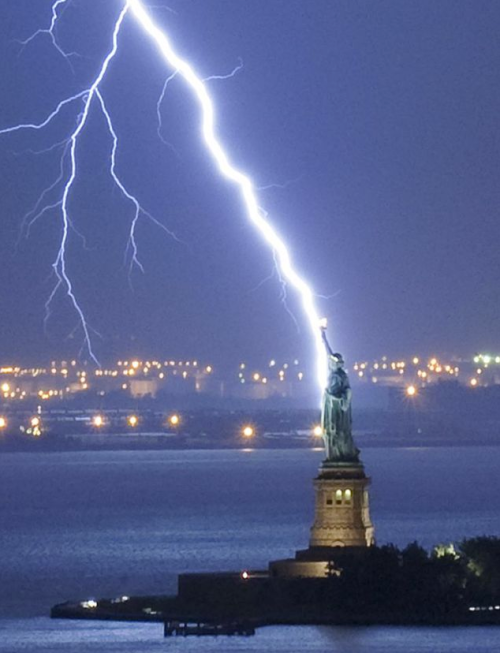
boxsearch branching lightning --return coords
[50,4,131,365]
[156,70,179,151]
[156,58,243,152]
[203,58,244,82]
[17,0,77,67]
[1,0,328,392]
[1,2,180,364]
[95,88,183,279]
[257,173,305,192]
[18,141,70,241]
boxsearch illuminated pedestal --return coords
[310,462,374,548]
[269,462,375,578]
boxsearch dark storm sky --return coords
[0,0,499,373]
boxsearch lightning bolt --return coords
[2,0,328,392]
[127,1,327,390]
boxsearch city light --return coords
[0,351,494,406]
[128,415,138,427]
[406,385,417,397]
[242,426,254,438]
[92,414,104,427]
[169,414,180,426]
[313,425,323,437]
[30,416,41,437]
[241,571,249,580]
[0,416,7,429]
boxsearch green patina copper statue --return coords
[320,325,360,463]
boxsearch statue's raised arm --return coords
[320,326,335,359]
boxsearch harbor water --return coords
[1,447,499,651]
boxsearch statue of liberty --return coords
[320,324,359,463]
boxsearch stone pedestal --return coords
[269,461,375,578]
[310,462,374,548]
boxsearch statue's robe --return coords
[321,367,359,462]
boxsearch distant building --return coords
[129,379,159,398]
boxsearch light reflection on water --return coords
[0,447,499,651]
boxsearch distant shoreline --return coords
[51,597,500,628]
[1,437,500,454]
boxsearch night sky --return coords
[0,0,499,376]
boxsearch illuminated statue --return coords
[320,325,359,463]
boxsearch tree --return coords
[459,537,500,601]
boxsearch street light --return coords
[242,425,254,438]
[128,415,138,427]
[313,425,323,437]
[169,414,180,426]
[92,414,104,428]
[406,385,417,397]
[0,416,7,430]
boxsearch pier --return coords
[163,620,255,637]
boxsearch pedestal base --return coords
[269,461,375,578]
[269,546,372,578]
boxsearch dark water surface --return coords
[1,447,499,651]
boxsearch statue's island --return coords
[52,328,500,633]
